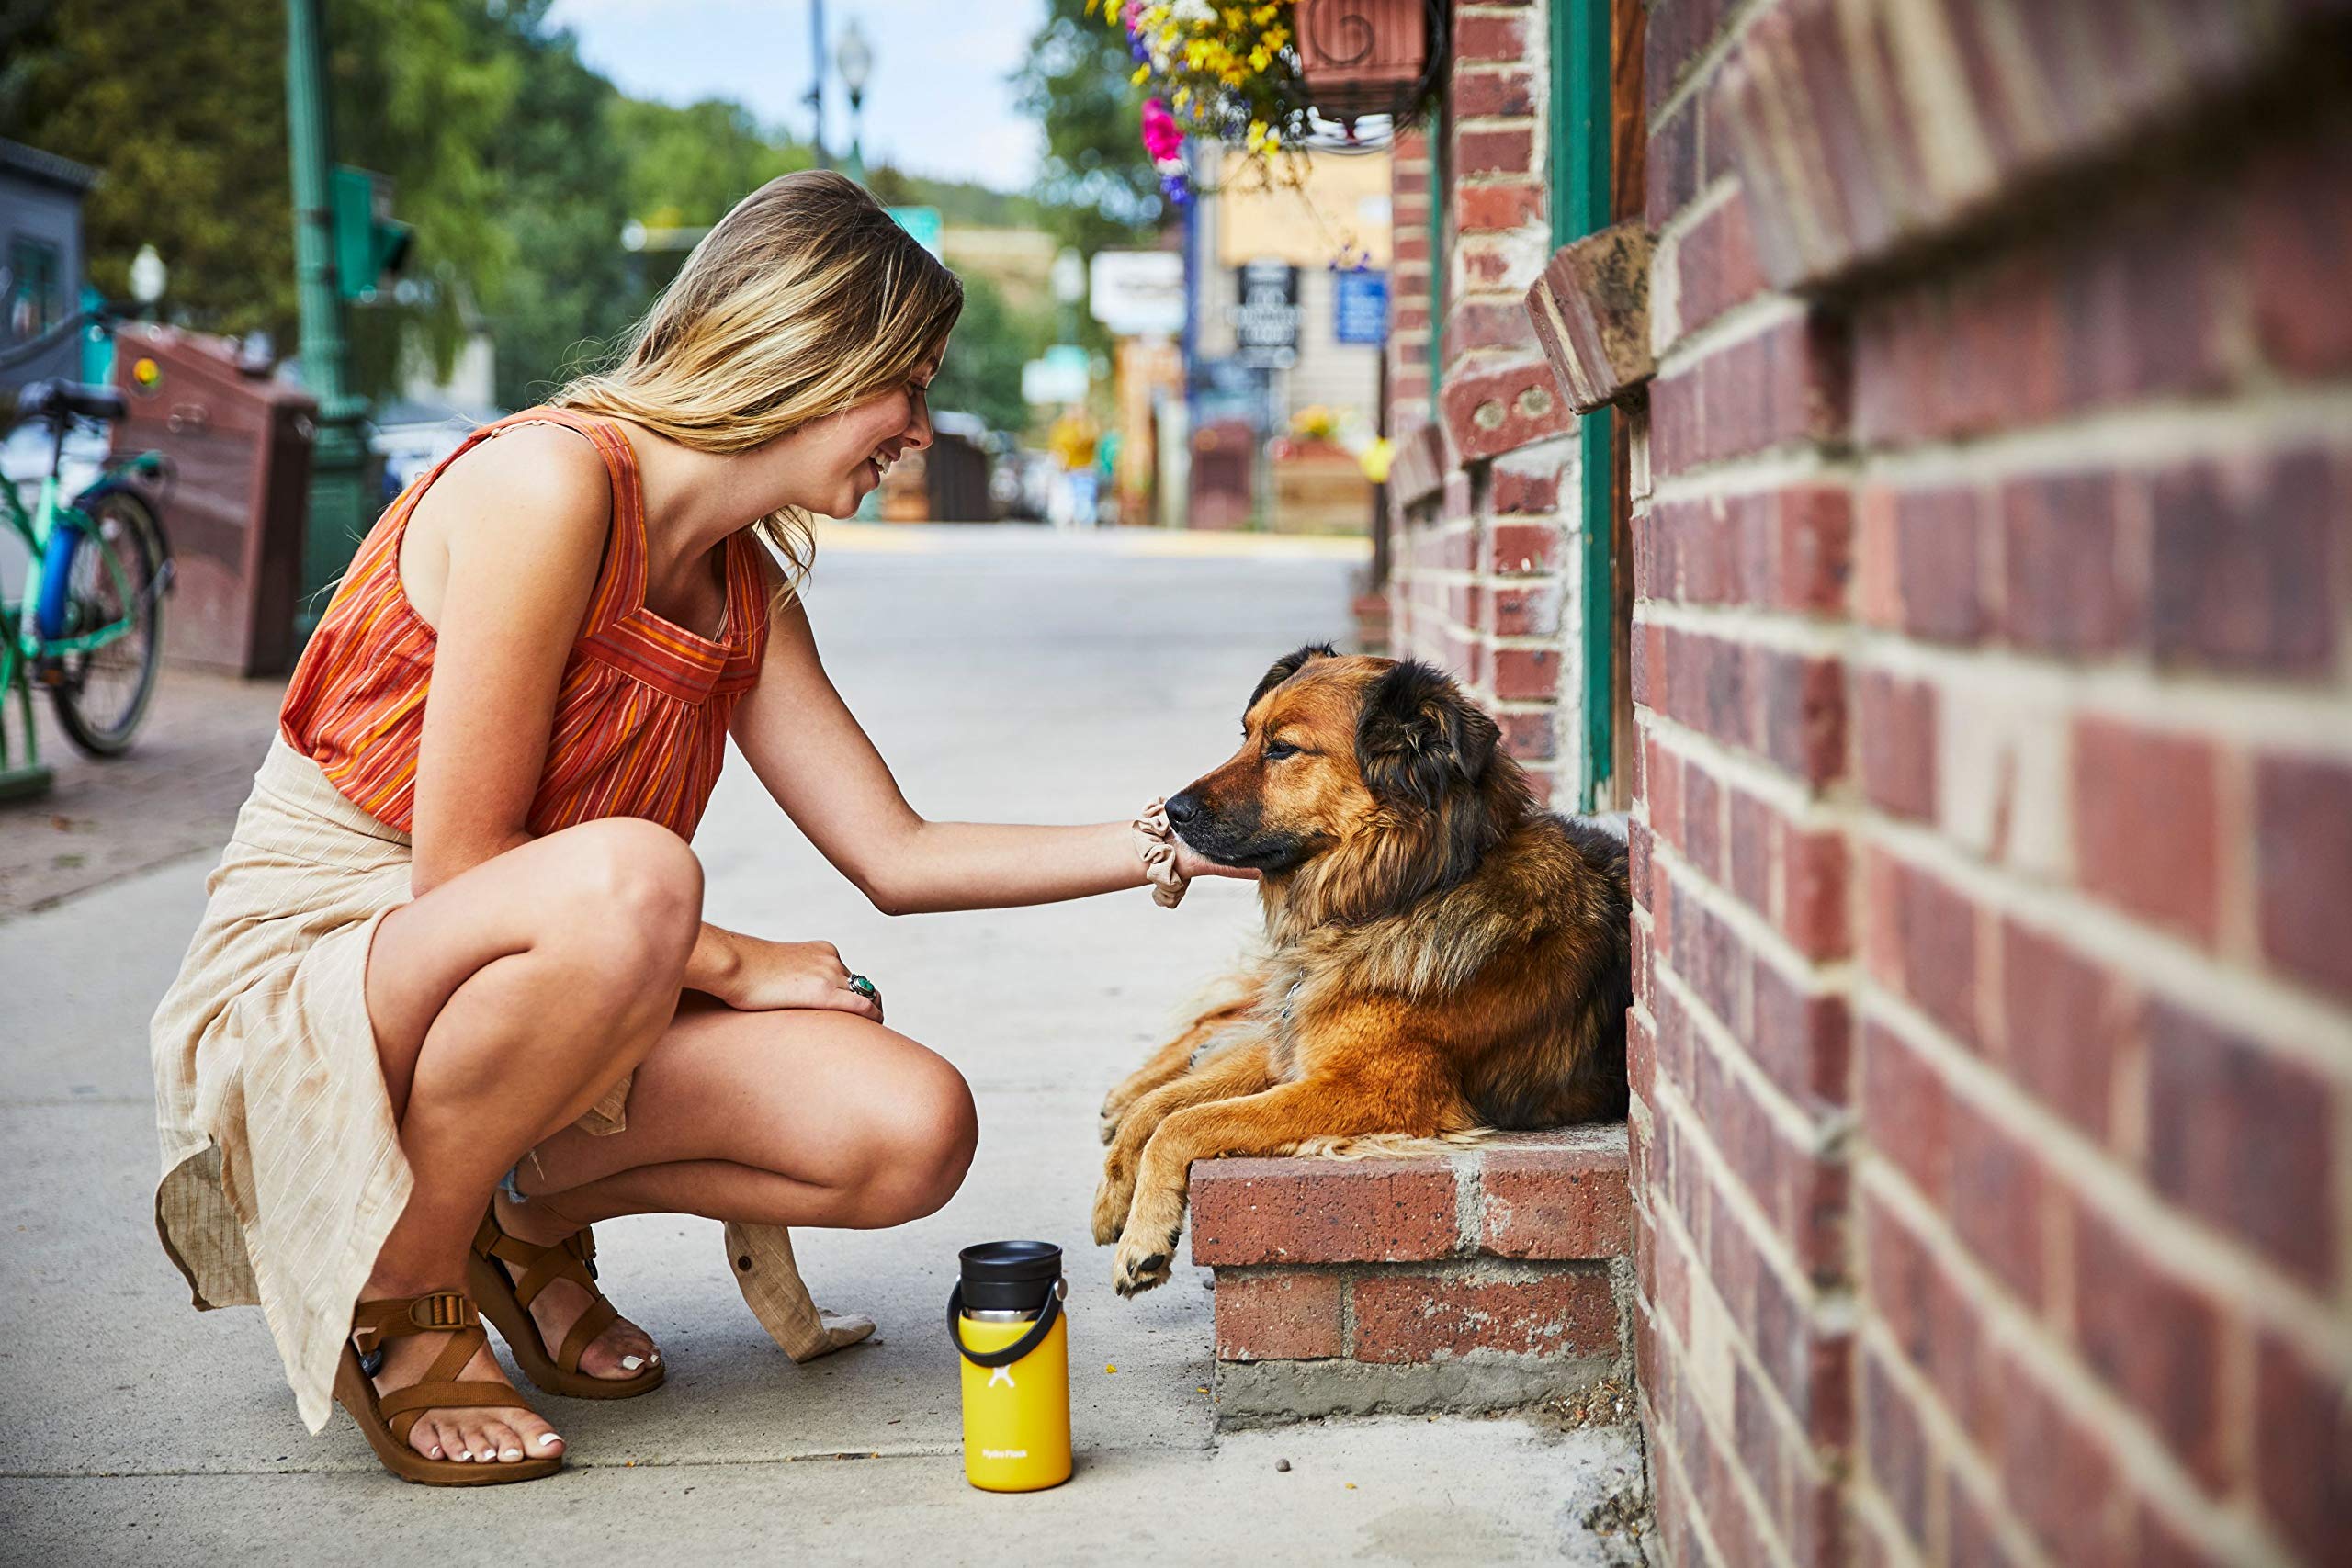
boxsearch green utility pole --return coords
[286,0,371,643]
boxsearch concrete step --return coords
[1189,1124,1634,1427]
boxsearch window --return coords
[7,236,62,343]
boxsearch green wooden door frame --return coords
[1553,0,1615,810]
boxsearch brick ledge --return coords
[1189,1125,1634,1425]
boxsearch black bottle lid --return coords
[957,1240,1063,1313]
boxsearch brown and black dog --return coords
[1092,644,1631,1295]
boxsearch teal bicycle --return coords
[1,367,174,795]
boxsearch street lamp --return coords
[129,243,167,319]
[836,17,873,183]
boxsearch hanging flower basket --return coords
[1293,0,1429,119]
[1102,0,1441,203]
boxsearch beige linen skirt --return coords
[151,733,846,1435]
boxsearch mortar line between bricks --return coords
[1637,710,1849,823]
[1649,172,1744,257]
[1843,1472,1951,1568]
[1651,947,1858,1153]
[1640,1415,1736,1568]
[1646,1190,1857,1512]
[1449,1147,1485,1255]
[1858,991,2352,1359]
[1647,0,1778,129]
[1649,1068,1846,1314]
[1842,628,2352,759]
[1857,812,2352,1070]
[1633,1213,1810,1568]
[1849,381,2352,481]
[1645,446,1843,506]
[1651,292,1812,381]
[1853,1310,2208,1568]
[1649,829,1864,999]
[1633,598,1851,656]
[1849,1225,2297,1568]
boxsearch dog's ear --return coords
[1355,660,1500,809]
[1246,642,1339,716]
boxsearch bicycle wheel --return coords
[49,484,167,757]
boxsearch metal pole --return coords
[287,0,369,642]
[808,0,830,168]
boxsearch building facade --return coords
[0,140,99,389]
[1379,1,2351,1562]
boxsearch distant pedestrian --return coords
[149,171,1250,1486]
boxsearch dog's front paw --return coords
[1111,1187,1185,1298]
[1091,1163,1136,1246]
[1112,1231,1175,1297]
[1097,1100,1124,1145]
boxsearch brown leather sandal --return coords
[468,1206,665,1399]
[332,1290,563,1486]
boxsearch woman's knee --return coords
[858,1054,978,1225]
[554,818,703,976]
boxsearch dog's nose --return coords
[1165,792,1200,829]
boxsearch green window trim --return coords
[1552,0,1616,812]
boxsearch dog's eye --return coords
[1264,740,1301,761]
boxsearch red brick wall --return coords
[1385,2,1585,807]
[1620,1,2352,1563]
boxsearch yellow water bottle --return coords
[949,1240,1071,1492]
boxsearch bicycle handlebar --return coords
[0,303,133,374]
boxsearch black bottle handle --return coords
[947,1280,1063,1369]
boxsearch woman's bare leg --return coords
[514,995,979,1237]
[356,816,702,1465]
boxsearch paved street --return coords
[0,524,1645,1565]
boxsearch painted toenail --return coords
[502,1448,522,1461]
[620,1355,644,1371]
[536,1433,561,1449]
[456,1450,471,1461]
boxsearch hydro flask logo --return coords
[988,1365,1016,1388]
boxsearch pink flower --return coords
[1141,97,1185,164]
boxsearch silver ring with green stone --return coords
[847,974,879,1003]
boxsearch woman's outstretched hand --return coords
[709,935,884,1021]
[1173,840,1261,882]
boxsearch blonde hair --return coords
[557,170,963,594]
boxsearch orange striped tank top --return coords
[278,407,770,841]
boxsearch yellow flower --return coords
[1249,45,1270,71]
[1252,2,1277,21]
[1223,6,1244,28]
[1172,85,1191,108]
[1244,118,1267,152]
[1263,126,1281,151]
[1263,24,1288,49]
[1132,63,1150,84]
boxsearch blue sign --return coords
[888,206,943,258]
[1334,268,1389,346]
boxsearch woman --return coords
[150,171,1234,1486]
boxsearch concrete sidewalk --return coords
[0,525,1648,1565]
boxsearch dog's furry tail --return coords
[1287,1127,1498,1159]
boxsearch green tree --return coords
[930,272,1049,434]
[471,6,643,407]
[610,96,813,230]
[3,0,294,339]
[1012,0,1164,256]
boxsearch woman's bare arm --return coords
[401,427,747,996]
[729,558,1174,916]
[404,428,602,894]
